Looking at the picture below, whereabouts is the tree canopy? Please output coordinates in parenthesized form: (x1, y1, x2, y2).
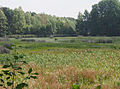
(1, 0, 120, 37)
(77, 0, 120, 36)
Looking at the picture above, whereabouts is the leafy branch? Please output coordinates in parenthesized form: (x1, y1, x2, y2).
(0, 44, 38, 89)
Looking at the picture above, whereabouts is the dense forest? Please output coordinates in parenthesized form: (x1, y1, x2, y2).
(0, 0, 120, 37)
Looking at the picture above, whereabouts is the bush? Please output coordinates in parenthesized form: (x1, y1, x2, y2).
(70, 39, 76, 43)
(0, 46, 10, 54)
(80, 39, 113, 43)
(96, 39, 113, 43)
(55, 38, 58, 41)
(21, 39, 35, 42)
(3, 43, 13, 49)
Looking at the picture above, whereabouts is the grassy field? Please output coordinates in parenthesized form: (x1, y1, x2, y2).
(0, 37, 120, 89)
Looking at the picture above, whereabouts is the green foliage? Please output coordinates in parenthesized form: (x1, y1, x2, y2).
(90, 0, 120, 36)
(0, 8, 7, 37)
(72, 83, 80, 89)
(96, 85, 101, 89)
(117, 82, 120, 86)
(15, 83, 28, 89)
(1, 7, 77, 37)
(0, 44, 38, 89)
(76, 0, 120, 36)
(28, 67, 32, 74)
(12, 7, 26, 34)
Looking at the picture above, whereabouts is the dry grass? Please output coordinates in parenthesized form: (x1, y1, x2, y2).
(26, 65, 80, 89)
(0, 63, 120, 89)
(80, 69, 97, 83)
(27, 64, 120, 89)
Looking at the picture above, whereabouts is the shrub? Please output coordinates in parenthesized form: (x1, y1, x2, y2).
(21, 39, 35, 42)
(70, 39, 76, 43)
(55, 38, 58, 41)
(80, 39, 113, 43)
(97, 39, 113, 43)
(3, 43, 13, 49)
(0, 46, 10, 54)
(0, 45, 38, 89)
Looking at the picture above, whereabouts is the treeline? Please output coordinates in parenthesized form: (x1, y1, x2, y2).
(0, 0, 120, 37)
(77, 0, 120, 36)
(0, 7, 76, 37)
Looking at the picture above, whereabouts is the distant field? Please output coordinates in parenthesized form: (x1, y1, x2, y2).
(0, 37, 120, 89)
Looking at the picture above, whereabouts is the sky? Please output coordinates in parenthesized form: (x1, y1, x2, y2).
(0, 0, 100, 18)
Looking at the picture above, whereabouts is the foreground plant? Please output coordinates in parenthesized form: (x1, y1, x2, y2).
(0, 44, 38, 89)
(72, 83, 80, 89)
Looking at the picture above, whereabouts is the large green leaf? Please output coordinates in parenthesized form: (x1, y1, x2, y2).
(0, 84, 3, 86)
(15, 83, 28, 89)
(6, 77, 11, 80)
(18, 72, 25, 75)
(28, 67, 32, 74)
(15, 67, 22, 70)
(0, 74, 3, 77)
(7, 82, 13, 86)
(0, 79, 4, 83)
(30, 76, 37, 79)
(34, 73, 39, 75)
(2, 70, 9, 75)
(14, 55, 19, 60)
(3, 65, 11, 68)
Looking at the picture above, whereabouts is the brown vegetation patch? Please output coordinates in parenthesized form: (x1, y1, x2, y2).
(80, 68, 97, 83)
(94, 84, 113, 89)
